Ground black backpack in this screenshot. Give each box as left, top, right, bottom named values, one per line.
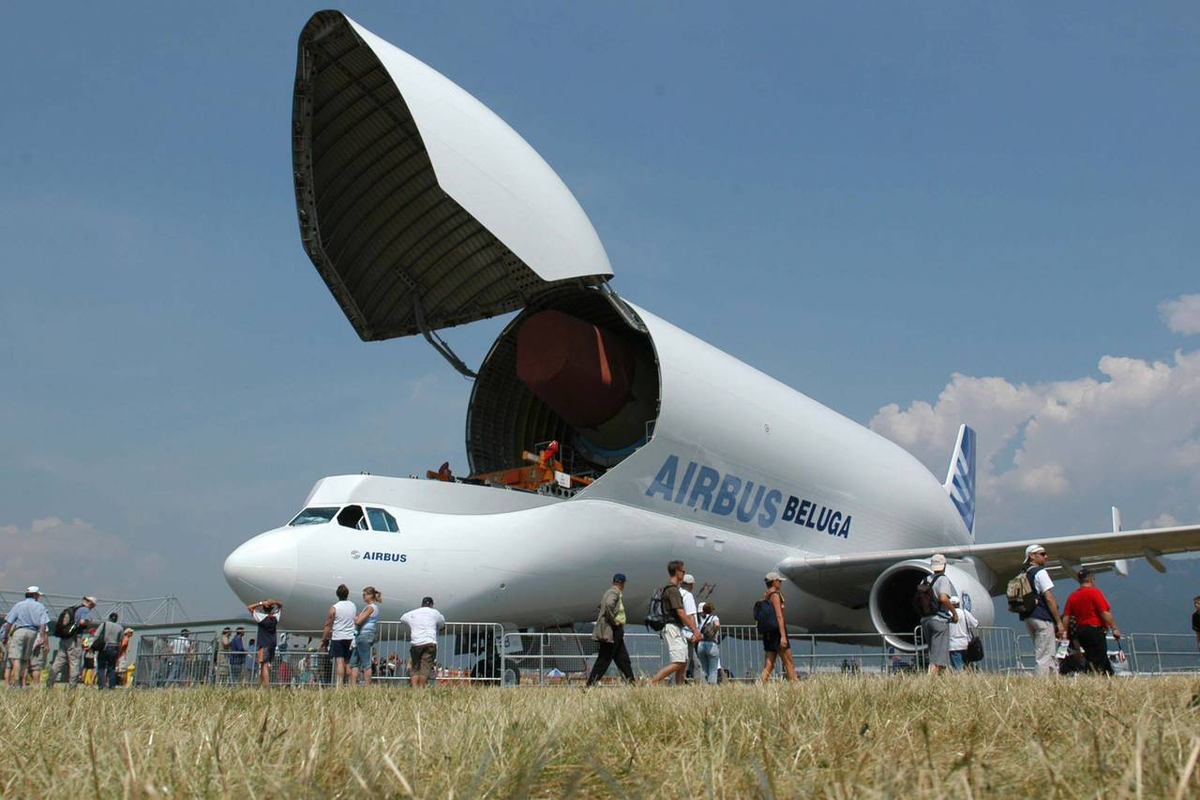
left=753, top=594, right=779, bottom=634
left=912, top=575, right=941, bottom=617
left=644, top=587, right=671, bottom=631
left=54, top=604, right=83, bottom=638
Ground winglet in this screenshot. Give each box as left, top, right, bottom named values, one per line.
left=943, top=424, right=976, bottom=537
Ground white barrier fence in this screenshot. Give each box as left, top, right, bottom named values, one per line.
left=131, top=622, right=1200, bottom=687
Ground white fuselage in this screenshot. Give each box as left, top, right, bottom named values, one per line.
left=225, top=306, right=970, bottom=630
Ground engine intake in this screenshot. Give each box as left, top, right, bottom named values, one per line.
left=869, top=560, right=993, bottom=651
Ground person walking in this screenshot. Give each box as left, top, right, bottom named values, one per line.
left=587, top=574, right=635, bottom=686
left=92, top=612, right=123, bottom=690
left=696, top=602, right=722, bottom=684
left=49, top=595, right=96, bottom=687
left=918, top=555, right=957, bottom=675
left=680, top=574, right=699, bottom=681
left=401, top=597, right=445, bottom=688
left=215, top=627, right=232, bottom=685
left=1062, top=569, right=1121, bottom=675
left=1021, top=545, right=1066, bottom=676
left=947, top=597, right=979, bottom=670
left=650, top=560, right=701, bottom=685
left=4, top=587, right=50, bottom=689
left=759, top=572, right=798, bottom=681
left=350, top=587, right=381, bottom=685
left=228, top=627, right=247, bottom=684
left=249, top=599, right=283, bottom=687
left=321, top=586, right=357, bottom=687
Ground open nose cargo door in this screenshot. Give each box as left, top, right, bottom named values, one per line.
left=292, top=11, right=614, bottom=342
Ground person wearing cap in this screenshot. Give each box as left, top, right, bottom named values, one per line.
left=920, top=555, right=957, bottom=675
left=4, top=586, right=50, bottom=688
left=759, top=571, right=798, bottom=682
left=1022, top=544, right=1066, bottom=676
left=651, top=560, right=702, bottom=685
left=92, top=611, right=124, bottom=690
left=680, top=573, right=699, bottom=681
left=947, top=597, right=979, bottom=670
left=587, top=573, right=636, bottom=686
left=49, top=595, right=96, bottom=688
left=166, top=628, right=194, bottom=685
left=401, top=597, right=445, bottom=688
left=1062, top=569, right=1121, bottom=675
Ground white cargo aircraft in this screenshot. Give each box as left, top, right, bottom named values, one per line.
left=224, top=11, right=1200, bottom=649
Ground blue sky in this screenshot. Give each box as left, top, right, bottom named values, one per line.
left=2, top=3, right=1198, bottom=631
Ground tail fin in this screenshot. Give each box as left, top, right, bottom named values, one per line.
left=943, top=424, right=976, bottom=537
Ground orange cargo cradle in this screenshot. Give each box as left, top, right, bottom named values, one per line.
left=465, top=442, right=594, bottom=492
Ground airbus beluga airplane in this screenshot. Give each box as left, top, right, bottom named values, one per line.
left=223, top=10, right=1200, bottom=648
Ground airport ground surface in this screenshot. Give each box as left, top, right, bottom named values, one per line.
left=4, top=675, right=1200, bottom=797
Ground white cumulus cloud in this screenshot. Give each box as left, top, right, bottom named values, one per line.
left=1160, top=293, right=1200, bottom=335
left=0, top=517, right=164, bottom=597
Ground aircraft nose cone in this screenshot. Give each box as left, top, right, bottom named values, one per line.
left=223, top=528, right=298, bottom=604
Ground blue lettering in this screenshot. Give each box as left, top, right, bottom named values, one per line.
left=674, top=461, right=698, bottom=504
left=839, top=515, right=851, bottom=538
left=400, top=554, right=408, bottom=563
left=816, top=506, right=832, bottom=532
left=687, top=466, right=720, bottom=511
left=827, top=511, right=842, bottom=536
left=736, top=483, right=765, bottom=523
left=781, top=495, right=799, bottom=522
left=712, top=474, right=741, bottom=516
left=759, top=490, right=782, bottom=527
left=646, top=455, right=678, bottom=501
left=804, top=501, right=817, bottom=528
left=795, top=499, right=811, bottom=527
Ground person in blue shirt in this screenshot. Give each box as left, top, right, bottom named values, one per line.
left=49, top=596, right=96, bottom=687
left=228, top=627, right=247, bottom=684
left=350, top=586, right=381, bottom=685
left=4, top=587, right=50, bottom=688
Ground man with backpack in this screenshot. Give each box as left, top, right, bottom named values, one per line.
left=1016, top=544, right=1066, bottom=676
left=650, top=560, right=701, bottom=685
left=91, top=612, right=123, bottom=690
left=49, top=595, right=96, bottom=687
left=916, top=555, right=957, bottom=675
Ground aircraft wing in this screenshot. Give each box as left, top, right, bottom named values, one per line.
left=779, top=522, right=1200, bottom=601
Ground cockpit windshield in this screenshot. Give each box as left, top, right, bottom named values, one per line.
left=288, top=506, right=340, bottom=526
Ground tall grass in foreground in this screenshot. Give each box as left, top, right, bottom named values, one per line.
left=2, top=675, right=1200, bottom=798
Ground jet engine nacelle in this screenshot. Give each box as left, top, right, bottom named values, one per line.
left=869, top=559, right=994, bottom=650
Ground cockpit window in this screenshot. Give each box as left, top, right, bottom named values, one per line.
left=337, top=505, right=368, bottom=530
left=289, top=507, right=339, bottom=526
left=366, top=507, right=399, bottom=533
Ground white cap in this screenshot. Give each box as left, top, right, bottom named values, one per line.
left=83, top=596, right=97, bottom=604
left=764, top=571, right=785, bottom=582
left=25, top=585, right=40, bottom=594
left=682, top=574, right=695, bottom=585
left=950, top=596, right=961, bottom=606
left=1025, top=544, right=1046, bottom=559
left=930, top=554, right=947, bottom=571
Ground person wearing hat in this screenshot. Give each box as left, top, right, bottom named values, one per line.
left=587, top=573, right=636, bottom=685
left=1022, top=544, right=1066, bottom=676
left=49, top=595, right=97, bottom=688
left=4, top=586, right=50, bottom=688
left=759, top=571, right=798, bottom=681
left=400, top=597, right=445, bottom=688
left=947, top=596, right=979, bottom=670
left=920, top=555, right=957, bottom=675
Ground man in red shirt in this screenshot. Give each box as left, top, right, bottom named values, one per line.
left=1062, top=569, right=1122, bottom=675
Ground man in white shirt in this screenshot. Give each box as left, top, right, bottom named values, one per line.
left=680, top=574, right=698, bottom=681
left=401, top=597, right=445, bottom=688
left=321, top=584, right=357, bottom=688
left=947, top=597, right=980, bottom=670
left=1021, top=544, right=1066, bottom=676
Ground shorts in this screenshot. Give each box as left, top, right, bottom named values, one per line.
left=257, top=645, right=277, bottom=663
left=410, top=643, right=437, bottom=678
left=329, top=639, right=352, bottom=660
left=6, top=628, right=37, bottom=661
left=922, top=616, right=950, bottom=667
left=663, top=624, right=688, bottom=664
left=761, top=630, right=783, bottom=653
left=350, top=633, right=374, bottom=668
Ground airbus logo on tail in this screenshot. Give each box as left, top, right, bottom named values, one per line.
left=645, top=455, right=851, bottom=538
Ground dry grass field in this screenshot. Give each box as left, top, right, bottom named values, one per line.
left=4, top=675, right=1200, bottom=798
